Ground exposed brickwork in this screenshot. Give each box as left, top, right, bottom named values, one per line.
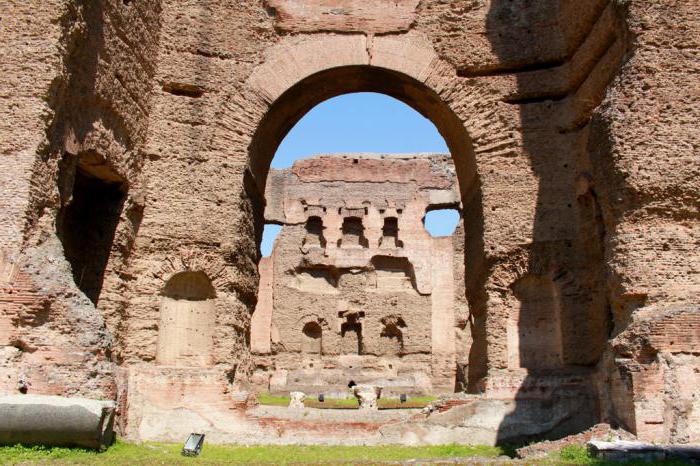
left=254, top=154, right=463, bottom=396
left=0, top=0, right=697, bottom=445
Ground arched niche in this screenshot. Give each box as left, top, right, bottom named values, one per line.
left=509, top=274, right=563, bottom=370
left=156, top=271, right=216, bottom=367
left=301, top=321, right=322, bottom=354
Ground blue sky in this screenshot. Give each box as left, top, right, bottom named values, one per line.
left=261, top=92, right=459, bottom=256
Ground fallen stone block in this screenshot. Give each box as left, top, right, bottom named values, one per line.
left=381, top=397, right=599, bottom=446
left=0, top=395, right=116, bottom=450
left=517, top=423, right=635, bottom=459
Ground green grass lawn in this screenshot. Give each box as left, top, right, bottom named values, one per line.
left=305, top=397, right=360, bottom=409
left=0, top=442, right=504, bottom=465
left=255, top=393, right=291, bottom=406
left=1, top=442, right=691, bottom=465
left=256, top=393, right=360, bottom=408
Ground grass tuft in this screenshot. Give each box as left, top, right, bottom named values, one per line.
left=255, top=393, right=291, bottom=406
left=559, top=444, right=597, bottom=464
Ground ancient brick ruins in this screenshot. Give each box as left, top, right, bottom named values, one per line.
left=1, top=0, right=698, bottom=446
left=251, top=154, right=468, bottom=396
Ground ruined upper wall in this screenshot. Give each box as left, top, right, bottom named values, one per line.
left=265, top=154, right=459, bottom=221
left=255, top=154, right=463, bottom=394
left=264, top=153, right=458, bottom=293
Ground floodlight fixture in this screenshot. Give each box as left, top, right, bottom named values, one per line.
left=182, top=433, right=205, bottom=457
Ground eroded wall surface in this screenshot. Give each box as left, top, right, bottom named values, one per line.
left=0, top=0, right=697, bottom=444
left=1, top=0, right=162, bottom=400
left=251, top=154, right=463, bottom=396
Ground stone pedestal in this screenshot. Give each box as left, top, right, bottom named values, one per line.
left=289, top=391, right=306, bottom=409
left=353, top=385, right=382, bottom=410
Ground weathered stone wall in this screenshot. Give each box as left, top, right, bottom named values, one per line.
left=1, top=0, right=162, bottom=400
left=581, top=1, right=699, bottom=443
left=0, top=0, right=696, bottom=444
left=252, top=154, right=462, bottom=396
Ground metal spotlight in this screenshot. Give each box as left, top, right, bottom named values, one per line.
left=182, top=433, right=205, bottom=457
left=318, top=393, right=325, bottom=402
left=400, top=394, right=407, bottom=403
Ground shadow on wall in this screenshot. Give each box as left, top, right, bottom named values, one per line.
left=57, top=154, right=127, bottom=305
left=479, top=0, right=633, bottom=445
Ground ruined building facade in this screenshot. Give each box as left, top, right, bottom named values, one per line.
left=251, top=154, right=469, bottom=396
left=1, top=0, right=698, bottom=445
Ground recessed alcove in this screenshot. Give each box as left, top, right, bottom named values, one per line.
left=301, top=321, right=323, bottom=354
left=509, top=274, right=564, bottom=370
left=380, top=217, right=402, bottom=248
left=340, top=312, right=363, bottom=355
left=303, top=216, right=326, bottom=248
left=371, top=256, right=417, bottom=292
left=380, top=316, right=406, bottom=356
left=156, top=271, right=216, bottom=367
left=338, top=217, right=369, bottom=248
left=292, top=267, right=338, bottom=293
left=57, top=156, right=126, bottom=305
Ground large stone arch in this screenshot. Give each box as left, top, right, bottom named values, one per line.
left=243, top=32, right=518, bottom=195
left=235, top=32, right=522, bottom=386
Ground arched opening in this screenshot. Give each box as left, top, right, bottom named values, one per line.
left=156, top=271, right=216, bottom=367
left=301, top=321, right=322, bottom=354
left=249, top=66, right=477, bottom=191
left=424, top=209, right=461, bottom=237
left=248, top=65, right=486, bottom=396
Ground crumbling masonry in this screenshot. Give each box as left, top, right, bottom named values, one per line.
left=251, top=154, right=468, bottom=397
left=0, top=0, right=698, bottom=445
